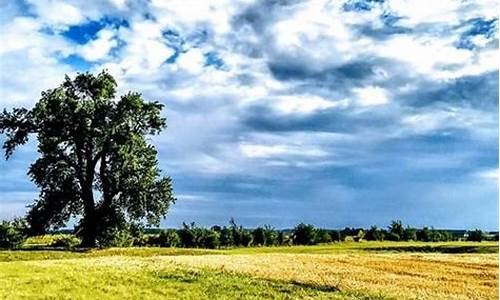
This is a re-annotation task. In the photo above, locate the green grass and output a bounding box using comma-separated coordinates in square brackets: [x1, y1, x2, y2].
[0, 256, 387, 299]
[0, 241, 497, 299]
[1, 241, 496, 262]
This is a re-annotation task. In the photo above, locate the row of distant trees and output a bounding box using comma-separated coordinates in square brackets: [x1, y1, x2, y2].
[0, 218, 496, 249]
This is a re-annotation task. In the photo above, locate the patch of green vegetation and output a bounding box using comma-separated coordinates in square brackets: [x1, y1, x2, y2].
[0, 257, 386, 299]
[1, 241, 497, 262]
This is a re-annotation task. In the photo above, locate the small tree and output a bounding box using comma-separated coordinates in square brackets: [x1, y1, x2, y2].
[200, 229, 220, 249]
[417, 227, 432, 242]
[315, 229, 332, 244]
[0, 219, 27, 249]
[402, 227, 417, 241]
[388, 220, 404, 237]
[219, 226, 234, 247]
[158, 229, 181, 247]
[178, 222, 198, 248]
[292, 223, 316, 245]
[263, 225, 278, 246]
[467, 229, 484, 242]
[365, 226, 385, 241]
[252, 227, 266, 246]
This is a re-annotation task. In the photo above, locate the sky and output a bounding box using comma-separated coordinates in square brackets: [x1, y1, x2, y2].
[0, 0, 498, 230]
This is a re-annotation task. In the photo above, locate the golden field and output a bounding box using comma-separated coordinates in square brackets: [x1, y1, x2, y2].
[0, 242, 498, 299]
[166, 252, 499, 300]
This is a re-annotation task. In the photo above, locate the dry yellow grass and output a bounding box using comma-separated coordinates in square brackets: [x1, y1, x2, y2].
[161, 252, 499, 300]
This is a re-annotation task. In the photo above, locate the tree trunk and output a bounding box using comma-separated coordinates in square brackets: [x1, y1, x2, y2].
[80, 183, 96, 247]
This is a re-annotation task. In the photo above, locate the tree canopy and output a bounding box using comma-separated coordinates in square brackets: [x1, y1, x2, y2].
[0, 71, 175, 247]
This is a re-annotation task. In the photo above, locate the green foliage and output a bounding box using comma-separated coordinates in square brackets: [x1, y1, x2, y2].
[0, 71, 175, 247]
[49, 235, 80, 248]
[329, 230, 341, 242]
[292, 223, 316, 245]
[388, 220, 404, 238]
[314, 229, 332, 244]
[228, 218, 252, 247]
[276, 231, 288, 245]
[252, 227, 266, 246]
[158, 229, 181, 247]
[219, 227, 234, 247]
[0, 219, 27, 249]
[263, 225, 278, 246]
[402, 227, 417, 241]
[199, 229, 220, 249]
[467, 229, 484, 242]
[365, 226, 385, 241]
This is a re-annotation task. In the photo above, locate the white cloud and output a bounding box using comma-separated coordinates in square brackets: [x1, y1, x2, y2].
[176, 48, 205, 74]
[79, 29, 117, 61]
[26, 0, 85, 27]
[475, 169, 499, 181]
[239, 143, 328, 159]
[400, 107, 496, 136]
[112, 20, 176, 76]
[354, 86, 389, 106]
[270, 95, 347, 114]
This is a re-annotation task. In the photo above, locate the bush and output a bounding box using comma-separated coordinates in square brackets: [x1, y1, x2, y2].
[314, 229, 332, 244]
[0, 219, 27, 249]
[158, 229, 181, 247]
[365, 226, 385, 241]
[402, 227, 417, 241]
[252, 227, 266, 246]
[219, 227, 234, 247]
[417, 227, 432, 242]
[177, 222, 199, 248]
[228, 218, 252, 247]
[292, 223, 316, 245]
[329, 230, 341, 242]
[50, 235, 80, 248]
[467, 229, 484, 242]
[277, 231, 287, 245]
[101, 229, 135, 247]
[386, 232, 400, 241]
[388, 220, 404, 238]
[199, 229, 220, 249]
[263, 225, 278, 246]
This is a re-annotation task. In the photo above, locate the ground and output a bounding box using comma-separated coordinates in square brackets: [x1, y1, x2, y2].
[0, 241, 498, 299]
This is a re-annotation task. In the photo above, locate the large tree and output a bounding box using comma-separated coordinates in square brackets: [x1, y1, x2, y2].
[0, 71, 175, 247]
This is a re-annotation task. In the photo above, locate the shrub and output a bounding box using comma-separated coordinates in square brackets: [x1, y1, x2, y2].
[402, 227, 417, 241]
[101, 229, 135, 247]
[263, 225, 278, 246]
[199, 229, 220, 249]
[314, 229, 332, 244]
[388, 220, 404, 238]
[277, 231, 286, 245]
[329, 230, 341, 242]
[50, 235, 80, 248]
[240, 229, 252, 247]
[386, 232, 400, 241]
[228, 218, 252, 247]
[219, 227, 234, 247]
[365, 226, 385, 241]
[292, 223, 316, 245]
[158, 229, 181, 247]
[252, 227, 266, 246]
[417, 227, 432, 242]
[0, 219, 27, 249]
[467, 229, 484, 242]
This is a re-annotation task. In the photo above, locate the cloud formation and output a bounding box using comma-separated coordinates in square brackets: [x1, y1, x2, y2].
[0, 0, 498, 230]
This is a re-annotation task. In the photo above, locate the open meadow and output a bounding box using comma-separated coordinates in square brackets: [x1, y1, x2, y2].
[0, 241, 498, 300]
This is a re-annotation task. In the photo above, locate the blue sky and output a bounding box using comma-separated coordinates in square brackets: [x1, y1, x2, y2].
[0, 0, 498, 230]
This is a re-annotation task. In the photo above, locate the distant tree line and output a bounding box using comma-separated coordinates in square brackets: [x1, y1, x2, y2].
[0, 218, 497, 249]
